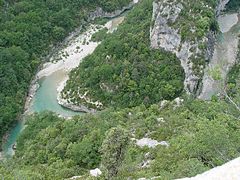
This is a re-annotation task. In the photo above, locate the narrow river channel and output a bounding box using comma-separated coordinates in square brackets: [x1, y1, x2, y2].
[3, 8, 239, 159]
[2, 14, 127, 157]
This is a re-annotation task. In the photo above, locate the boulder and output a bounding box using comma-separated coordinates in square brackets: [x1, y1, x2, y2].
[90, 168, 102, 177]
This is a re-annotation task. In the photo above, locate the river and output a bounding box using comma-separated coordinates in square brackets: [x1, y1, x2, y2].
[3, 5, 239, 159]
[2, 14, 127, 158]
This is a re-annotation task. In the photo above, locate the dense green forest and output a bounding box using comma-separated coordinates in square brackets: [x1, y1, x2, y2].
[0, 98, 239, 179]
[0, 0, 131, 147]
[1, 0, 240, 179]
[62, 0, 224, 110]
[62, 0, 185, 110]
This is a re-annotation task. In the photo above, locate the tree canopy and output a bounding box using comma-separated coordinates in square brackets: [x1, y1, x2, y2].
[0, 0, 131, 147]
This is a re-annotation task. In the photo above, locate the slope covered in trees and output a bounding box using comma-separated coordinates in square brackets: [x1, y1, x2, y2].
[0, 98, 239, 179]
[61, 0, 185, 110]
[1, 0, 240, 179]
[0, 0, 131, 147]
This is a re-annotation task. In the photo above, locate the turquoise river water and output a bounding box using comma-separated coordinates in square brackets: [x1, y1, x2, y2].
[2, 13, 127, 157]
[2, 70, 81, 157]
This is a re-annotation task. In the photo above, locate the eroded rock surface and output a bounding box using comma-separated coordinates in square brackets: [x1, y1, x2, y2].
[136, 138, 169, 148]
[88, 0, 138, 21]
[216, 0, 230, 17]
[177, 157, 240, 180]
[150, 0, 207, 94]
[199, 13, 240, 100]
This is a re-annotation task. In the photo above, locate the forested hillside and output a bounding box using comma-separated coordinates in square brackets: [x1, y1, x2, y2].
[62, 0, 184, 110]
[1, 0, 240, 179]
[0, 98, 239, 179]
[0, 0, 131, 146]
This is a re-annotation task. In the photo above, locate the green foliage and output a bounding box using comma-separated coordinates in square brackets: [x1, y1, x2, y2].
[226, 43, 240, 111]
[98, 0, 132, 12]
[174, 0, 217, 41]
[227, 64, 240, 98]
[226, 0, 240, 12]
[63, 0, 184, 110]
[100, 127, 129, 179]
[91, 28, 108, 42]
[0, 0, 131, 147]
[209, 66, 222, 80]
[1, 0, 240, 180]
[174, 158, 209, 178]
[67, 130, 103, 168]
[1, 98, 240, 179]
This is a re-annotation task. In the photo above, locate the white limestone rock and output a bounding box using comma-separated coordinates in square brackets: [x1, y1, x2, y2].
[150, 0, 202, 94]
[176, 157, 240, 180]
[136, 138, 169, 148]
[68, 176, 82, 180]
[90, 168, 102, 177]
[216, 0, 230, 17]
[174, 97, 184, 107]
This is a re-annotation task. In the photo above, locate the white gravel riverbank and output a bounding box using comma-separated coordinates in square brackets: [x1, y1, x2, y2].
[37, 25, 101, 79]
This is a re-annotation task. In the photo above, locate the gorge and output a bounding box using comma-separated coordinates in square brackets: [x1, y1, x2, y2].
[0, 0, 240, 179]
[2, 4, 134, 157]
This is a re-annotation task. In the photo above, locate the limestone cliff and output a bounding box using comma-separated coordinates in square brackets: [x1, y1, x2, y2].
[177, 157, 240, 180]
[150, 0, 230, 95]
[150, 0, 207, 94]
[88, 0, 138, 21]
[216, 0, 230, 16]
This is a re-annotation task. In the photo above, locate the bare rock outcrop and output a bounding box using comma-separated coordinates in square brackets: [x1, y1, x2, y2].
[216, 0, 230, 17]
[176, 157, 240, 180]
[150, 0, 205, 94]
[88, 0, 138, 21]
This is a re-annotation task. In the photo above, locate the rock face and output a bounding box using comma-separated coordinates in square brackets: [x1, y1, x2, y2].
[216, 0, 230, 17]
[136, 138, 169, 148]
[150, 0, 206, 94]
[150, 1, 182, 51]
[150, 0, 232, 95]
[176, 157, 240, 180]
[198, 13, 240, 100]
[88, 0, 137, 21]
[90, 168, 102, 177]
